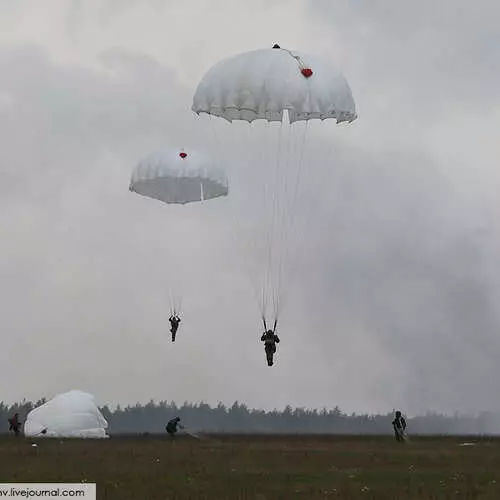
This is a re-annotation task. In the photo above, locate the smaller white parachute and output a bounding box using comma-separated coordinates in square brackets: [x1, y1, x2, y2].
[24, 390, 109, 439]
[129, 149, 228, 205]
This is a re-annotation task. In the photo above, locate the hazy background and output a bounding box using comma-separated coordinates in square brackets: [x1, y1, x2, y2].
[1, 0, 499, 417]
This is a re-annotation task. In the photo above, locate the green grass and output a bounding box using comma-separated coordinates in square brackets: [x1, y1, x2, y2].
[1, 434, 500, 499]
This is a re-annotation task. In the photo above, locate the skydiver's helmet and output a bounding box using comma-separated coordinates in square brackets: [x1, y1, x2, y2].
[395, 411, 401, 418]
[175, 417, 181, 422]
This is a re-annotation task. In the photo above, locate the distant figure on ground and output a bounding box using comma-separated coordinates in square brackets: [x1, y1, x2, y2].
[169, 314, 181, 342]
[8, 413, 21, 436]
[392, 410, 407, 442]
[166, 417, 183, 437]
[261, 329, 280, 366]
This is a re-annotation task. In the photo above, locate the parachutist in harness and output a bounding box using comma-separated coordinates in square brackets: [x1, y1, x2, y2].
[8, 413, 21, 436]
[169, 314, 181, 342]
[166, 417, 183, 437]
[392, 410, 407, 442]
[260, 319, 280, 366]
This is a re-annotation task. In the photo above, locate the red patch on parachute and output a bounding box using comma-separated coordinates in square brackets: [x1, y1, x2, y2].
[179, 152, 187, 159]
[301, 68, 313, 78]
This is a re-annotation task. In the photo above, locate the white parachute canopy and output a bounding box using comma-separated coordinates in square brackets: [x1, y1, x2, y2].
[129, 148, 229, 205]
[192, 45, 357, 124]
[24, 390, 109, 438]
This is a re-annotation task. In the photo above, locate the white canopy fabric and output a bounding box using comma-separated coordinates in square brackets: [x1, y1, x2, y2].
[24, 390, 109, 438]
[130, 149, 229, 205]
[192, 46, 357, 124]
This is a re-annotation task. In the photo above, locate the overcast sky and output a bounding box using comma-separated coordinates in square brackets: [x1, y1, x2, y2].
[1, 0, 499, 417]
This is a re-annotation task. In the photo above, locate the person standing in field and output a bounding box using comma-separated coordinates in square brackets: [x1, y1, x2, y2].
[8, 413, 21, 436]
[392, 410, 407, 442]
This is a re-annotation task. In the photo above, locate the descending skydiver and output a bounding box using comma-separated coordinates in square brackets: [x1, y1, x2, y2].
[392, 410, 407, 442]
[261, 326, 280, 367]
[169, 314, 181, 342]
[166, 417, 183, 437]
[8, 413, 21, 437]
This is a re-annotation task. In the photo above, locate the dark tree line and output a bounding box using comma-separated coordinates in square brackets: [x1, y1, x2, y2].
[1, 399, 499, 435]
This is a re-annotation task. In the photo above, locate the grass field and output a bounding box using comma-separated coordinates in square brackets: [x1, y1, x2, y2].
[1, 434, 500, 499]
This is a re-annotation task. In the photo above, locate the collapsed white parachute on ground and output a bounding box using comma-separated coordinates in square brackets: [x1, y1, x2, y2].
[23, 390, 109, 438]
[192, 44, 357, 334]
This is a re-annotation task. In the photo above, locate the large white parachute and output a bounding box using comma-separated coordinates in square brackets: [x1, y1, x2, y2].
[192, 45, 357, 334]
[192, 46, 357, 124]
[129, 148, 229, 318]
[24, 390, 109, 438]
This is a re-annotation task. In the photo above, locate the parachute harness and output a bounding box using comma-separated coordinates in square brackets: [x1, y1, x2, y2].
[262, 316, 278, 334]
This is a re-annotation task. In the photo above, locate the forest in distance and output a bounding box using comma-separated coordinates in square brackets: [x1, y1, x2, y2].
[2, 398, 500, 435]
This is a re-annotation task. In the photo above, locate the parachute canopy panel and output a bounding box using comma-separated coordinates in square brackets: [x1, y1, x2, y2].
[192, 46, 357, 124]
[23, 390, 109, 439]
[130, 149, 229, 205]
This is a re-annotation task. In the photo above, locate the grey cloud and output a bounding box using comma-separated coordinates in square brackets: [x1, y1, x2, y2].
[292, 140, 500, 414]
[306, 0, 500, 116]
[1, 0, 500, 417]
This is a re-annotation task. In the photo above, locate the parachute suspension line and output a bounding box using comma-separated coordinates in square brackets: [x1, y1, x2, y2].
[168, 287, 179, 317]
[240, 121, 274, 320]
[271, 115, 295, 324]
[274, 123, 294, 318]
[255, 121, 274, 321]
[264, 122, 284, 323]
[205, 113, 271, 323]
[167, 244, 183, 318]
[264, 119, 286, 329]
[275, 122, 309, 316]
[235, 121, 267, 319]
[274, 121, 309, 318]
[175, 294, 183, 317]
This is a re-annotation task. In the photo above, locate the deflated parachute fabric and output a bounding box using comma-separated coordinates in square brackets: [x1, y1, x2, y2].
[192, 46, 357, 124]
[129, 149, 229, 205]
[23, 390, 109, 438]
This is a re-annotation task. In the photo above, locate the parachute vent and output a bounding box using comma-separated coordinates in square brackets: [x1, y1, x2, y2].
[179, 152, 187, 159]
[301, 68, 313, 78]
